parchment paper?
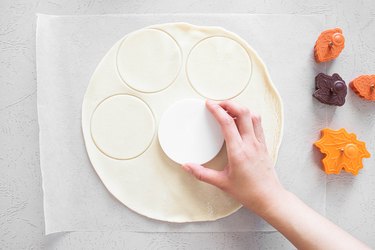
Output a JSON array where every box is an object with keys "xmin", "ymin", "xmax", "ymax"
[{"xmin": 37, "ymin": 14, "xmax": 327, "ymax": 234}]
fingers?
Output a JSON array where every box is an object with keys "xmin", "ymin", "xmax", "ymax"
[
  {"xmin": 182, "ymin": 163, "xmax": 227, "ymax": 189},
  {"xmin": 252, "ymin": 115, "xmax": 266, "ymax": 145},
  {"xmin": 206, "ymin": 100, "xmax": 242, "ymax": 151},
  {"xmin": 219, "ymin": 100, "xmax": 256, "ymax": 141}
]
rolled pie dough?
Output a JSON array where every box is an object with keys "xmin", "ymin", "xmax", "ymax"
[{"xmin": 82, "ymin": 23, "xmax": 283, "ymax": 222}]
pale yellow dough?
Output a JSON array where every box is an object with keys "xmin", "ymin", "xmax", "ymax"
[
  {"xmin": 187, "ymin": 36, "xmax": 252, "ymax": 100},
  {"xmin": 91, "ymin": 94, "xmax": 155, "ymax": 160},
  {"xmin": 117, "ymin": 29, "xmax": 182, "ymax": 93},
  {"xmin": 82, "ymin": 23, "xmax": 283, "ymax": 222}
]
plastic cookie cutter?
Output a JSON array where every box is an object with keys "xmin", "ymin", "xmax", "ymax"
[
  {"xmin": 314, "ymin": 28, "xmax": 345, "ymax": 63},
  {"xmin": 313, "ymin": 73, "xmax": 347, "ymax": 106},
  {"xmin": 314, "ymin": 128, "xmax": 371, "ymax": 175},
  {"xmin": 350, "ymin": 75, "xmax": 375, "ymax": 101}
]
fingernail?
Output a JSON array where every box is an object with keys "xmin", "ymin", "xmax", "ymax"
[
  {"xmin": 182, "ymin": 164, "xmax": 192, "ymax": 174},
  {"xmin": 256, "ymin": 114, "xmax": 262, "ymax": 122},
  {"xmin": 207, "ymin": 100, "xmax": 219, "ymax": 108}
]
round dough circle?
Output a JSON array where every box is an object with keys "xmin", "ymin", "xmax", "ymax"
[
  {"xmin": 158, "ymin": 99, "xmax": 224, "ymax": 164},
  {"xmin": 91, "ymin": 95, "xmax": 155, "ymax": 160},
  {"xmin": 187, "ymin": 36, "xmax": 252, "ymax": 100},
  {"xmin": 117, "ymin": 29, "xmax": 182, "ymax": 93},
  {"xmin": 82, "ymin": 23, "xmax": 284, "ymax": 223}
]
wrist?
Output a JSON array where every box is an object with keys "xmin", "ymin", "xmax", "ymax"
[{"xmin": 243, "ymin": 183, "xmax": 289, "ymax": 217}]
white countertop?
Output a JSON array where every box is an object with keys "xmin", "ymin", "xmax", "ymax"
[{"xmin": 1, "ymin": 0, "xmax": 374, "ymax": 249}]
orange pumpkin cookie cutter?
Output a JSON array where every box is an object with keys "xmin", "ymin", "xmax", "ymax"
[
  {"xmin": 314, "ymin": 128, "xmax": 371, "ymax": 175},
  {"xmin": 350, "ymin": 75, "xmax": 375, "ymax": 101},
  {"xmin": 314, "ymin": 28, "xmax": 345, "ymax": 63}
]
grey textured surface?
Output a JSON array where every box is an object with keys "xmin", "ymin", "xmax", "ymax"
[{"xmin": 0, "ymin": 0, "xmax": 374, "ymax": 249}]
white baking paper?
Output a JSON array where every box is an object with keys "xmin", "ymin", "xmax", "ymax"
[{"xmin": 37, "ymin": 14, "xmax": 327, "ymax": 234}]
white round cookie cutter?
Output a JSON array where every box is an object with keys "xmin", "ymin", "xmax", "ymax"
[{"xmin": 158, "ymin": 98, "xmax": 224, "ymax": 165}]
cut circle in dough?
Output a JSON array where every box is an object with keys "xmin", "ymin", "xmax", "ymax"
[
  {"xmin": 90, "ymin": 95, "xmax": 155, "ymax": 160},
  {"xmin": 187, "ymin": 36, "xmax": 252, "ymax": 100},
  {"xmin": 158, "ymin": 99, "xmax": 224, "ymax": 164},
  {"xmin": 116, "ymin": 29, "xmax": 182, "ymax": 93}
]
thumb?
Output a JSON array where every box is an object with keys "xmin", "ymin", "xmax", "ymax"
[
  {"xmin": 182, "ymin": 163, "xmax": 226, "ymax": 189},
  {"xmin": 252, "ymin": 114, "xmax": 266, "ymax": 145}
]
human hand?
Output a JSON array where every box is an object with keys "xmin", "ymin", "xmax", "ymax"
[
  {"xmin": 182, "ymin": 100, "xmax": 370, "ymax": 249},
  {"xmin": 182, "ymin": 100, "xmax": 284, "ymax": 214}
]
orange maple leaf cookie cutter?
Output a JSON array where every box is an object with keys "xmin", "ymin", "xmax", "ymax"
[
  {"xmin": 350, "ymin": 75, "xmax": 375, "ymax": 101},
  {"xmin": 314, "ymin": 128, "xmax": 371, "ymax": 175},
  {"xmin": 314, "ymin": 28, "xmax": 345, "ymax": 63}
]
